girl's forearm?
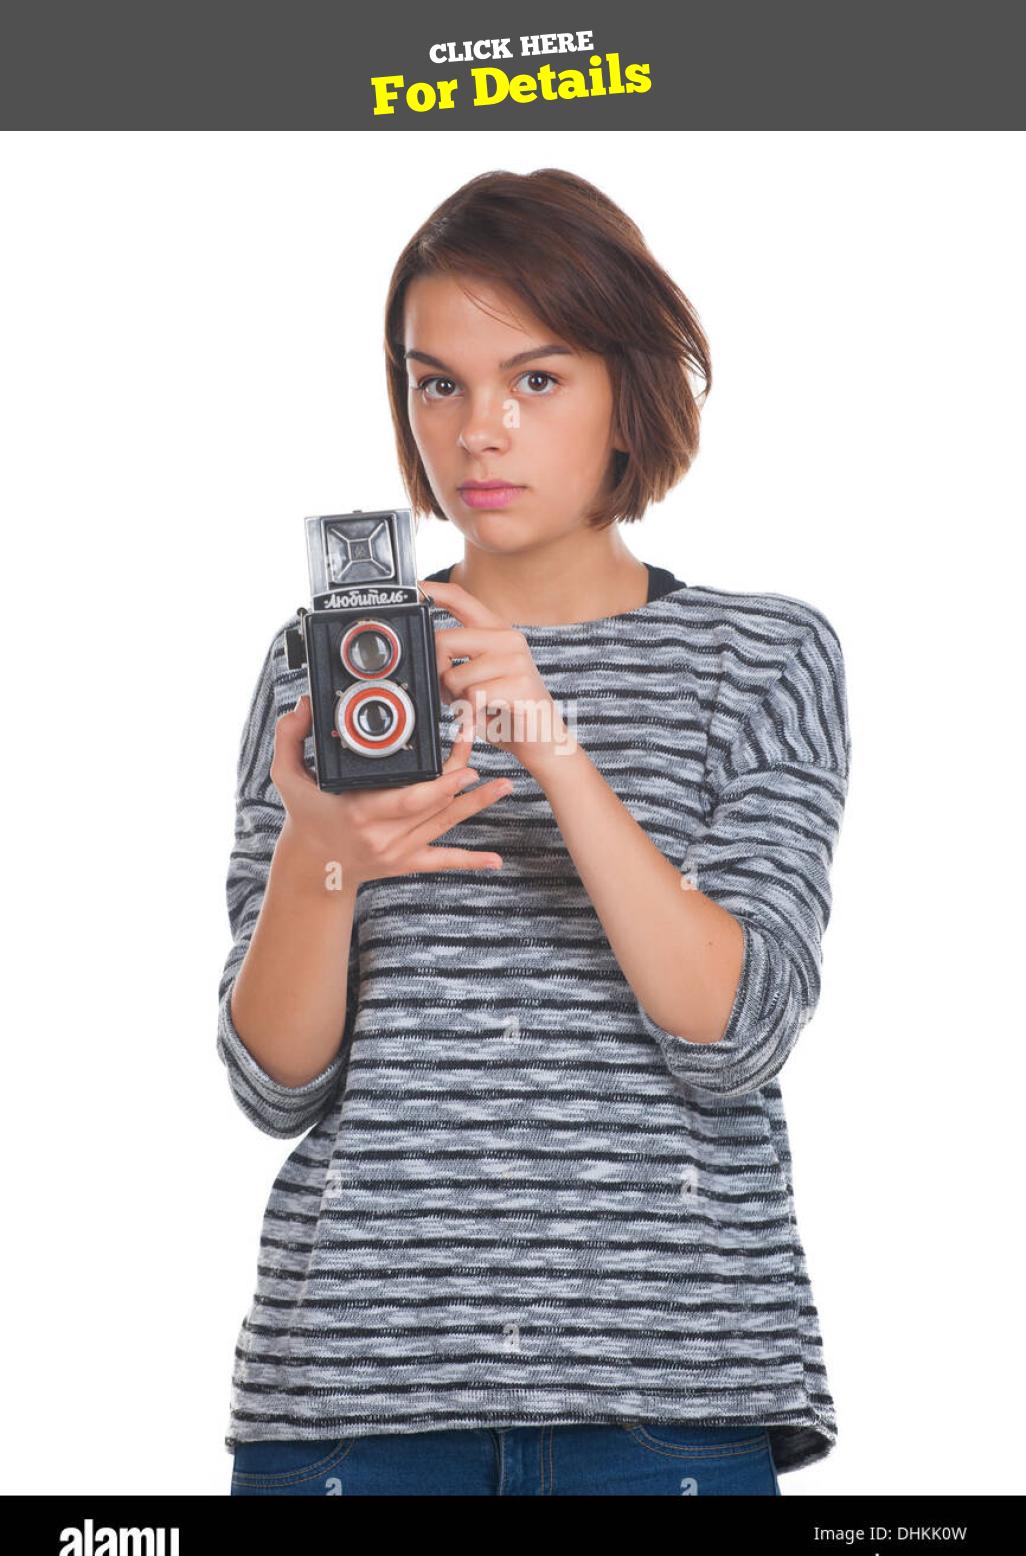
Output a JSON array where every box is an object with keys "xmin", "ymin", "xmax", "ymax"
[
  {"xmin": 532, "ymin": 744, "xmax": 744, "ymax": 1044},
  {"xmin": 229, "ymin": 819, "xmax": 359, "ymax": 1087}
]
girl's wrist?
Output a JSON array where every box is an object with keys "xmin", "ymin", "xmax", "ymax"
[
  {"xmin": 274, "ymin": 816, "xmax": 362, "ymax": 903},
  {"xmin": 523, "ymin": 736, "xmax": 589, "ymax": 795}
]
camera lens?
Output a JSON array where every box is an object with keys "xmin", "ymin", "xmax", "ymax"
[
  {"xmin": 336, "ymin": 680, "xmax": 416, "ymax": 758},
  {"xmin": 351, "ymin": 631, "xmax": 391, "ymax": 674},
  {"xmin": 356, "ymin": 698, "xmax": 396, "ymax": 738},
  {"xmin": 340, "ymin": 620, "xmax": 402, "ymax": 679}
]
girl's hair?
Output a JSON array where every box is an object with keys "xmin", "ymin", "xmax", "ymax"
[{"xmin": 383, "ymin": 167, "xmax": 712, "ymax": 530}]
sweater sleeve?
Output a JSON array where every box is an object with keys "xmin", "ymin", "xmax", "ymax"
[
  {"xmin": 215, "ymin": 627, "xmax": 358, "ymax": 1139},
  {"xmin": 635, "ymin": 617, "xmax": 851, "ymax": 1097}
]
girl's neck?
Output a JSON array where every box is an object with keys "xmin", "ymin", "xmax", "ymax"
[{"xmin": 448, "ymin": 536, "xmax": 649, "ymax": 628}]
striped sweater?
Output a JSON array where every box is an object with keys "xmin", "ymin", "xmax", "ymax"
[{"xmin": 217, "ymin": 560, "xmax": 851, "ymax": 1474}]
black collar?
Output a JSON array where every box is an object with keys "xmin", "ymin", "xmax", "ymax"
[{"xmin": 424, "ymin": 561, "xmax": 686, "ymax": 601}]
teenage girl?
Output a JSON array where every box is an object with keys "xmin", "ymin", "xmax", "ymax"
[{"xmin": 222, "ymin": 168, "xmax": 849, "ymax": 1496}]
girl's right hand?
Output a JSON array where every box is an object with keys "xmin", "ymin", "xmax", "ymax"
[{"xmin": 268, "ymin": 693, "xmax": 511, "ymax": 886}]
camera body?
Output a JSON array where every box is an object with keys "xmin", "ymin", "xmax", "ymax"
[{"xmin": 285, "ymin": 508, "xmax": 443, "ymax": 792}]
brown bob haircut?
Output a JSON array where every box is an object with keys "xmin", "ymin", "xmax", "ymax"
[{"xmin": 384, "ymin": 168, "xmax": 712, "ymax": 530}]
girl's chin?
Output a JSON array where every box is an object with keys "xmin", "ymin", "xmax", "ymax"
[{"xmin": 445, "ymin": 508, "xmax": 537, "ymax": 536}]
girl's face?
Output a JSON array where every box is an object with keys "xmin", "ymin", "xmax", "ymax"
[{"xmin": 403, "ymin": 273, "xmax": 626, "ymax": 552}]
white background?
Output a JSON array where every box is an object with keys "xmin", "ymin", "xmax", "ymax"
[{"xmin": 1, "ymin": 130, "xmax": 1023, "ymax": 1495}]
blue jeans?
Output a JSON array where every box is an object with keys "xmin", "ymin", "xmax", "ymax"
[{"xmin": 231, "ymin": 1421, "xmax": 782, "ymax": 1495}]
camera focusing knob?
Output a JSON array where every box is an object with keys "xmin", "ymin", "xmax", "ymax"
[{"xmin": 285, "ymin": 609, "xmax": 308, "ymax": 670}]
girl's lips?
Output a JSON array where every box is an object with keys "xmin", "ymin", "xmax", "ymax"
[{"xmin": 458, "ymin": 484, "xmax": 524, "ymax": 510}]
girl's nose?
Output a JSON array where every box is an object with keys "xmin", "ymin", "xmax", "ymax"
[{"xmin": 458, "ymin": 397, "xmax": 513, "ymax": 455}]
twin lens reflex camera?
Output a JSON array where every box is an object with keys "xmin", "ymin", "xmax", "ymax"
[{"xmin": 284, "ymin": 508, "xmax": 444, "ymax": 792}]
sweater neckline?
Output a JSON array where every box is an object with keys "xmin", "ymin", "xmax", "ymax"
[{"xmin": 422, "ymin": 560, "xmax": 688, "ymax": 637}]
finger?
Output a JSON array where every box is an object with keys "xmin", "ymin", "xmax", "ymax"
[
  {"xmin": 418, "ymin": 579, "xmax": 510, "ymax": 631},
  {"xmin": 355, "ymin": 762, "xmax": 482, "ymax": 821},
  {"xmin": 448, "ymin": 679, "xmax": 525, "ymax": 735},
  {"xmin": 442, "ymin": 719, "xmax": 476, "ymax": 773},
  {"xmin": 437, "ymin": 683, "xmax": 478, "ymax": 756},
  {"xmin": 445, "ymin": 690, "xmax": 485, "ymax": 746},
  {"xmin": 434, "ymin": 626, "xmax": 523, "ymax": 677},
  {"xmin": 271, "ymin": 694, "xmax": 318, "ymax": 787},
  {"xmin": 403, "ymin": 775, "xmax": 514, "ymax": 853},
  {"xmin": 443, "ymin": 651, "xmax": 524, "ymax": 699},
  {"xmin": 403, "ymin": 845, "xmax": 504, "ymax": 873}
]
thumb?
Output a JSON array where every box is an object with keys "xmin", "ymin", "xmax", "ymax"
[{"xmin": 273, "ymin": 692, "xmax": 315, "ymax": 780}]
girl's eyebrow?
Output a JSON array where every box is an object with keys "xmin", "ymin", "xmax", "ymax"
[{"xmin": 405, "ymin": 344, "xmax": 576, "ymax": 373}]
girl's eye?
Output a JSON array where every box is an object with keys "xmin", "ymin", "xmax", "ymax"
[
  {"xmin": 413, "ymin": 376, "xmax": 459, "ymax": 400},
  {"xmin": 514, "ymin": 370, "xmax": 559, "ymax": 395},
  {"xmin": 412, "ymin": 369, "xmax": 561, "ymax": 401}
]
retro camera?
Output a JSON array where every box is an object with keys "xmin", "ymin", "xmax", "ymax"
[{"xmin": 284, "ymin": 508, "xmax": 444, "ymax": 792}]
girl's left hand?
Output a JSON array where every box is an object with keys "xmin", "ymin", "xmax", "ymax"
[{"xmin": 420, "ymin": 578, "xmax": 575, "ymax": 778}]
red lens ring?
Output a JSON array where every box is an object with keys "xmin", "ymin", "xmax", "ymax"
[
  {"xmin": 339, "ymin": 620, "xmax": 401, "ymax": 679},
  {"xmin": 341, "ymin": 683, "xmax": 410, "ymax": 751}
]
